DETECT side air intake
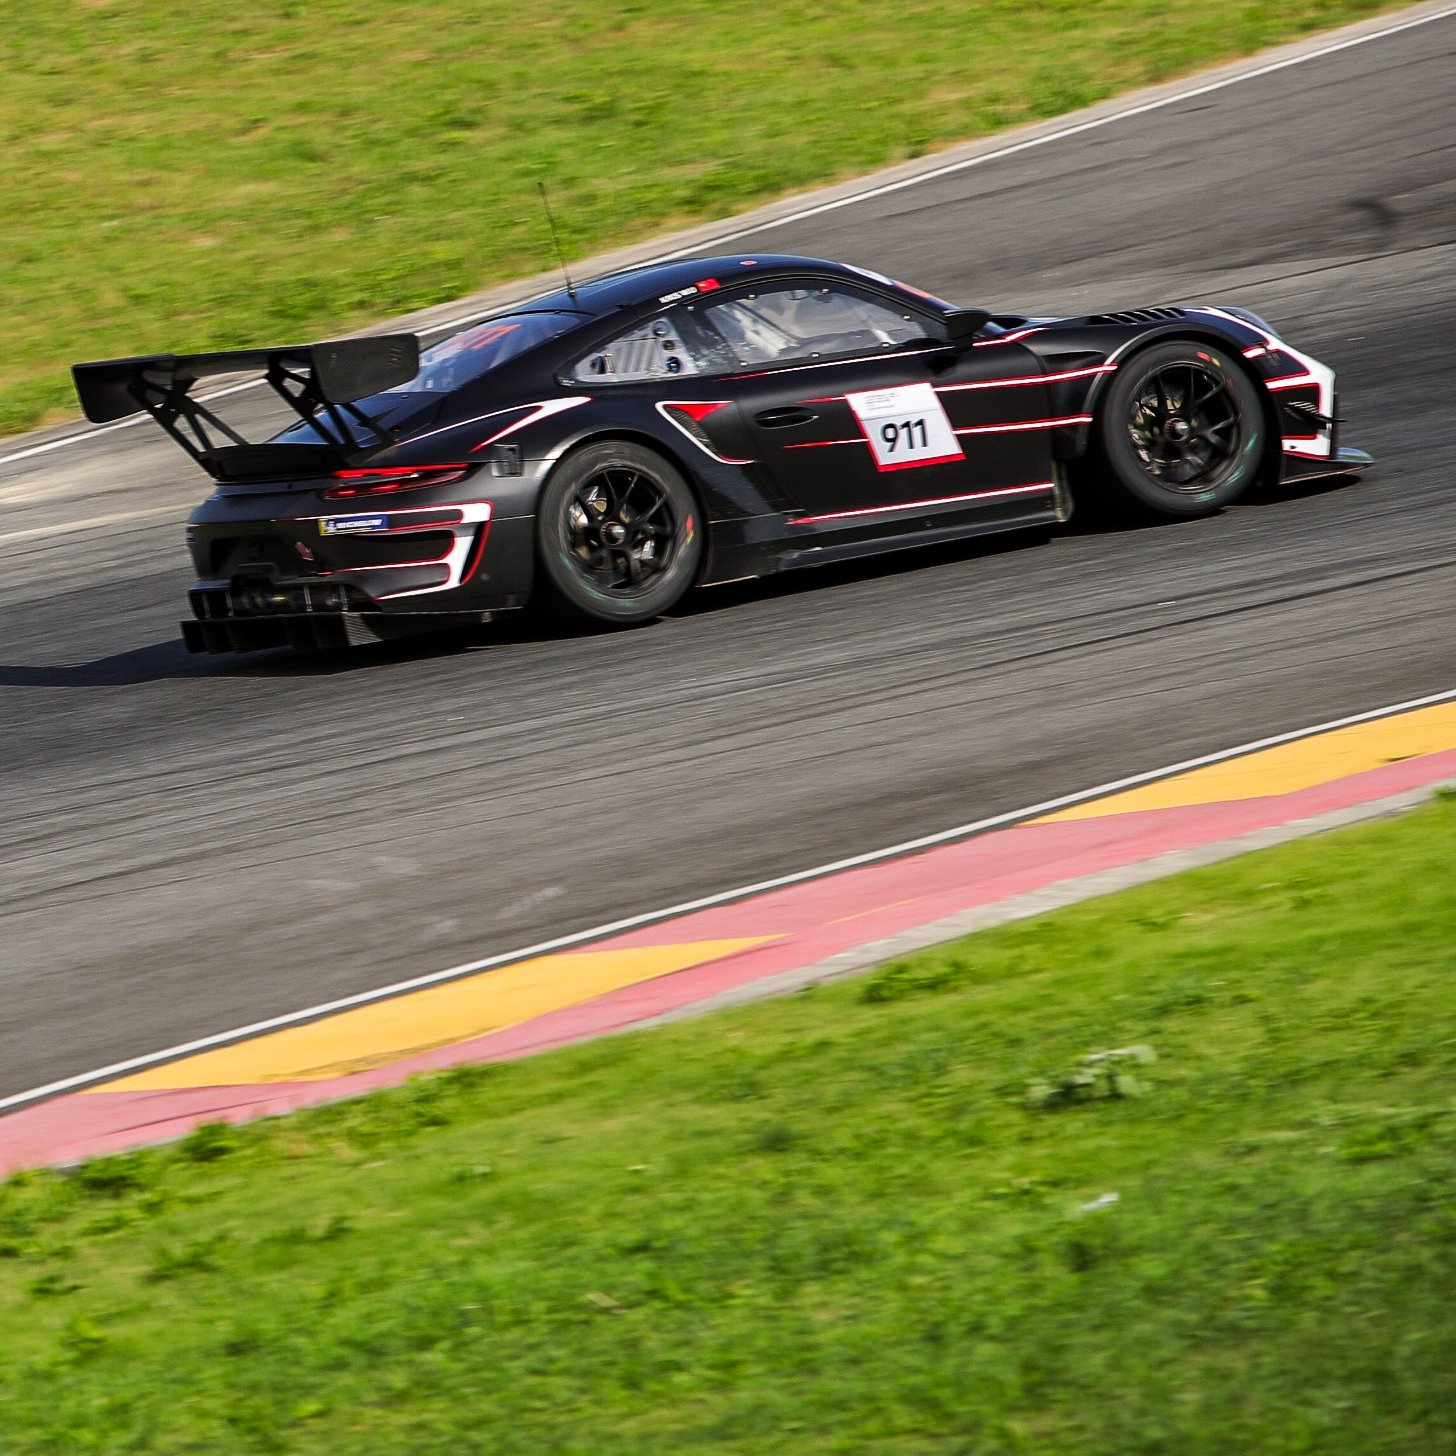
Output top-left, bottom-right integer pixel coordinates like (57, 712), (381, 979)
(1086, 306), (1189, 326)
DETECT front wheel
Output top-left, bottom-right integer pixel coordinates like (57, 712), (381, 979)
(535, 441), (703, 626)
(1090, 340), (1266, 519)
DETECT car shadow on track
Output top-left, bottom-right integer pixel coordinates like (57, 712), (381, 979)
(0, 615), (589, 686)
(3, 532), (1061, 686)
(0, 640), (209, 688)
(0, 636), (402, 687)
(1244, 472), (1364, 507)
(669, 523), (1059, 620)
(7, 484), (1344, 686)
(0, 525), (1119, 685)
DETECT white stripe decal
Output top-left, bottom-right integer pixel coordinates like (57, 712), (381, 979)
(405, 401), (550, 449)
(470, 397), (592, 450)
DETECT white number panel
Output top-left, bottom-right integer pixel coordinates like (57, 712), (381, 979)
(845, 382), (965, 473)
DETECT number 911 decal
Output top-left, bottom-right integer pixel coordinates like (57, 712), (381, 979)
(846, 382), (965, 472)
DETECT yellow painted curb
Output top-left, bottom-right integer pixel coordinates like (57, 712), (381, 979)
(94, 939), (775, 1090)
(1036, 702), (1456, 822)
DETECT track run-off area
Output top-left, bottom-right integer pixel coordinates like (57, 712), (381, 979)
(2, 3), (1454, 1109)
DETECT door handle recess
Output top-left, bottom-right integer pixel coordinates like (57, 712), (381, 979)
(755, 406), (818, 428)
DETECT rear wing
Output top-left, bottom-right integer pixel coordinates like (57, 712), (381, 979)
(71, 335), (420, 481)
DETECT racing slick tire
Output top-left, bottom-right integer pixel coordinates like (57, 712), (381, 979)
(1090, 339), (1265, 520)
(535, 440), (703, 627)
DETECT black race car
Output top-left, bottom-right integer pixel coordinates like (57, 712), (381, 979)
(73, 254), (1370, 653)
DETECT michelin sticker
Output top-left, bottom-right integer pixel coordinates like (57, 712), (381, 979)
(320, 514), (389, 536)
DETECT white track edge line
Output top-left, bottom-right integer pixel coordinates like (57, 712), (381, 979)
(3, 2), (1454, 474)
(4, 685), (1454, 1114)
(661, 3), (1456, 254)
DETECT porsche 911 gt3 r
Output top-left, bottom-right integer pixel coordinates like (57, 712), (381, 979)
(72, 254), (1370, 653)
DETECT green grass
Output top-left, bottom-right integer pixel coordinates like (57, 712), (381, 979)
(0, 0), (1411, 437)
(2, 794), (1455, 1453)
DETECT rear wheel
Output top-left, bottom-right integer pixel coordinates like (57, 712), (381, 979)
(535, 441), (702, 626)
(1091, 340), (1265, 519)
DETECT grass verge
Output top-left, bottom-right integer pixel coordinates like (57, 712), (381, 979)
(2, 792), (1455, 1452)
(0, 0), (1412, 436)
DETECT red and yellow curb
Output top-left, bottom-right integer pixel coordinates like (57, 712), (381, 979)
(96, 939), (776, 1092)
(4, 698), (1454, 1172)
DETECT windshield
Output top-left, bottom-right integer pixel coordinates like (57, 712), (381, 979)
(403, 311), (580, 392)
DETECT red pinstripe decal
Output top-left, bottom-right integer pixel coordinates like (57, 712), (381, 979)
(788, 482), (1055, 525)
(873, 452), (966, 474)
(784, 414), (1090, 452)
(973, 327), (1045, 346)
(458, 523), (492, 585)
(796, 362), (1116, 408)
(935, 365), (1115, 393)
(954, 414), (1092, 435)
(727, 346), (942, 381)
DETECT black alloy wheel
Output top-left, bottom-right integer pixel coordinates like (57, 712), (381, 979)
(1092, 340), (1265, 519)
(536, 441), (703, 625)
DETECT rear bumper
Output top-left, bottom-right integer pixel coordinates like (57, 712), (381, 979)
(181, 607), (490, 654)
(181, 575), (495, 654)
(179, 511), (536, 652)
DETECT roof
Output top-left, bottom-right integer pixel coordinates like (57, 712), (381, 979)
(526, 254), (875, 317)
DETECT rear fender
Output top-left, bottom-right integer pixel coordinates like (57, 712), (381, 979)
(534, 428), (729, 590)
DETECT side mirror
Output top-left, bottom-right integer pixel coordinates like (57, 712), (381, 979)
(943, 308), (992, 350)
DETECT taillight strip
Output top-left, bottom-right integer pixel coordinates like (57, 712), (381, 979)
(325, 464), (472, 500)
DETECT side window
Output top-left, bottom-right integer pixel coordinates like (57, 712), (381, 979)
(690, 284), (938, 368)
(568, 312), (719, 383)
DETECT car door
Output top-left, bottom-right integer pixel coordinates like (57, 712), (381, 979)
(684, 278), (1059, 526)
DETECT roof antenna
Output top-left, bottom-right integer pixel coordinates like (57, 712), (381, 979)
(538, 182), (577, 303)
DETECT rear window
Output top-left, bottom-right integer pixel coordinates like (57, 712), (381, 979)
(403, 312), (579, 392)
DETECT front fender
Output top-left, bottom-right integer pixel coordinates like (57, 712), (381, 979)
(1040, 315), (1274, 463)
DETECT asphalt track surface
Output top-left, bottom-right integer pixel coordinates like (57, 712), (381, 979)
(2, 12), (1454, 1101)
